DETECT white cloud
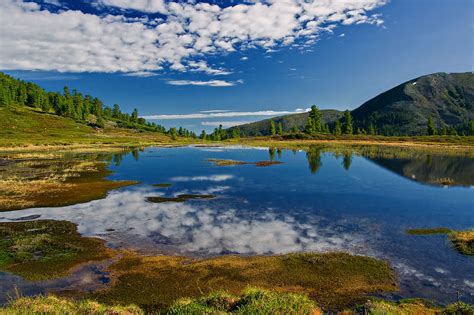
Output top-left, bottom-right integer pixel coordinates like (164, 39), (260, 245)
(200, 110), (230, 113)
(143, 108), (308, 120)
(201, 121), (253, 127)
(170, 175), (234, 182)
(166, 80), (236, 87)
(240, 56), (249, 61)
(123, 71), (158, 77)
(99, 0), (167, 13)
(0, 0), (386, 74)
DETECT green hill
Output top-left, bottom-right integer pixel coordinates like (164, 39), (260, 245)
(352, 72), (474, 135)
(228, 72), (474, 136)
(228, 110), (343, 137)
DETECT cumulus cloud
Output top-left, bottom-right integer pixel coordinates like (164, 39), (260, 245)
(166, 80), (236, 87)
(0, 0), (386, 74)
(143, 108), (308, 120)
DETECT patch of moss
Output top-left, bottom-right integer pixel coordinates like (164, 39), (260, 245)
(207, 158), (284, 167)
(207, 159), (249, 166)
(92, 252), (397, 311)
(406, 227), (452, 235)
(146, 194), (215, 203)
(254, 161), (284, 167)
(0, 295), (142, 315)
(449, 230), (474, 256)
(167, 288), (321, 315)
(152, 183), (172, 187)
(0, 220), (113, 280)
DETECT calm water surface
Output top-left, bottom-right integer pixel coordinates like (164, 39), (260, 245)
(1, 145), (473, 304)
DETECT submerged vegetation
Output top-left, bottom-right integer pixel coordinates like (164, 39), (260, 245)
(0, 149), (137, 211)
(146, 194), (216, 203)
(406, 228), (474, 256)
(0, 220), (112, 280)
(152, 183), (172, 187)
(92, 252), (396, 310)
(207, 158), (284, 167)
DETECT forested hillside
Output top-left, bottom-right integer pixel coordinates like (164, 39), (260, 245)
(229, 72), (474, 136)
(0, 72), (165, 133)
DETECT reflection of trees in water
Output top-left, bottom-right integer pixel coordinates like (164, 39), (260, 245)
(277, 148), (282, 159)
(269, 147), (276, 161)
(343, 152), (352, 171)
(132, 149), (139, 161)
(306, 147), (322, 174)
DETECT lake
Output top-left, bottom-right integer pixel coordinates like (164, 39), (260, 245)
(0, 145), (473, 305)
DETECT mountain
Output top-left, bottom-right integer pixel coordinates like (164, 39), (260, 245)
(352, 72), (474, 135)
(228, 110), (343, 137)
(229, 72), (474, 136)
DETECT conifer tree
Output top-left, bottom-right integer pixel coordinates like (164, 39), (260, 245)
(343, 110), (353, 134)
(427, 116), (437, 135)
(270, 120), (276, 135)
(277, 122), (283, 135)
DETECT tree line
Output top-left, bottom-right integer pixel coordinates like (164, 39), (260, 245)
(266, 105), (474, 137)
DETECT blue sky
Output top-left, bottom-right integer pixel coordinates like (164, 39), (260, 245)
(2, 0), (473, 132)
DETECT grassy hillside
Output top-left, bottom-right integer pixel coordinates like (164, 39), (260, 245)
(0, 106), (171, 147)
(352, 72), (474, 135)
(229, 109), (343, 137)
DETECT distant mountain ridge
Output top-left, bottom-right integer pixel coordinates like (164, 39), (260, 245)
(229, 72), (474, 136)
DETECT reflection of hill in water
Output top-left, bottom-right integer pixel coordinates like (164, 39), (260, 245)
(368, 155), (474, 187)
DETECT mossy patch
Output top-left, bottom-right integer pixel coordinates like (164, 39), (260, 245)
(146, 194), (215, 203)
(152, 183), (172, 187)
(406, 227), (452, 235)
(0, 220), (113, 280)
(207, 158), (284, 167)
(449, 230), (474, 256)
(92, 252), (397, 311)
(0, 295), (142, 315)
(167, 287), (322, 315)
(208, 159), (249, 166)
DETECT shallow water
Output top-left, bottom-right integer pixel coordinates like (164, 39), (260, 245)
(1, 145), (473, 304)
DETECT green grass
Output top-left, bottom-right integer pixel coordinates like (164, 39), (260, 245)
(92, 252), (396, 311)
(360, 299), (474, 315)
(0, 295), (142, 315)
(167, 288), (321, 314)
(406, 227), (452, 235)
(0, 220), (113, 280)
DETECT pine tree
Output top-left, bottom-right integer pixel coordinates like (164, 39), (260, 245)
(343, 110), (353, 135)
(334, 120), (342, 136)
(200, 130), (206, 139)
(277, 122), (283, 135)
(309, 105), (322, 132)
(232, 128), (240, 139)
(469, 120), (474, 136)
(427, 116), (437, 135)
(270, 120), (276, 135)
(368, 124), (376, 135)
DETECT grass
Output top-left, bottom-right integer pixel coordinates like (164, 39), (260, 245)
(0, 150), (137, 211)
(0, 220), (113, 280)
(146, 194), (216, 203)
(449, 230), (474, 256)
(359, 299), (474, 315)
(167, 287), (321, 314)
(0, 295), (142, 315)
(406, 228), (452, 235)
(91, 252), (396, 311)
(2, 291), (473, 314)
